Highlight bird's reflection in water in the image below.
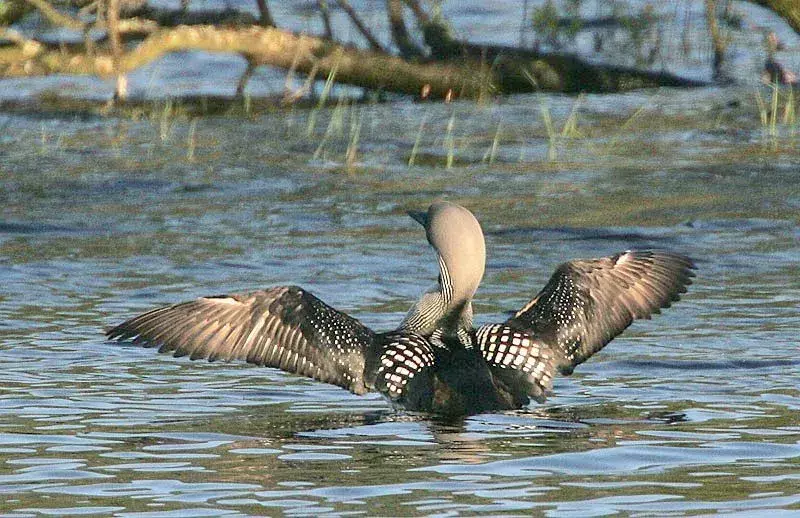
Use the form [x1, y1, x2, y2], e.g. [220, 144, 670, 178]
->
[236, 399, 689, 470]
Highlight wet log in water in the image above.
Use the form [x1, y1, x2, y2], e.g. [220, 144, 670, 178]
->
[0, 25, 491, 98]
[0, 23, 704, 100]
[6, 0, 799, 100]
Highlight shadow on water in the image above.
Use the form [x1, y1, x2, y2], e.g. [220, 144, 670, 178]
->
[488, 226, 683, 246]
[609, 358, 800, 371]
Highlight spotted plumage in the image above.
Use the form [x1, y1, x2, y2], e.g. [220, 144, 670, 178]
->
[107, 202, 695, 415]
[366, 333, 435, 398]
[507, 250, 695, 375]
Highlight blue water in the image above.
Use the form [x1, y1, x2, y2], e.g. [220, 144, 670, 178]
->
[1, 0, 799, 514]
[1, 90, 799, 515]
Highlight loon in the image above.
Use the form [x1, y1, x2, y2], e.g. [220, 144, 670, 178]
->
[107, 201, 695, 415]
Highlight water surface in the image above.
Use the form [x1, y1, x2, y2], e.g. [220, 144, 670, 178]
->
[1, 2, 799, 513]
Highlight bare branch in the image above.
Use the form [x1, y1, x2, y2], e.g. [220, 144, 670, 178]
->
[401, 0, 429, 24]
[254, 0, 275, 27]
[386, 0, 423, 58]
[401, 0, 460, 57]
[747, 0, 800, 35]
[0, 25, 483, 98]
[236, 60, 256, 96]
[0, 27, 45, 57]
[23, 0, 86, 29]
[106, 0, 127, 99]
[317, 0, 333, 39]
[333, 0, 387, 53]
[704, 0, 726, 79]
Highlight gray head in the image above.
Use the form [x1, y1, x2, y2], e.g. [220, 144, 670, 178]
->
[409, 201, 486, 305]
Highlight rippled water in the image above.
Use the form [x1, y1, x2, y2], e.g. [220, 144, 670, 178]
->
[2, 0, 800, 504]
[1, 87, 798, 516]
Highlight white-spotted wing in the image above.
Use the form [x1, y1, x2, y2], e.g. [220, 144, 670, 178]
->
[475, 323, 556, 402]
[365, 333, 436, 401]
[106, 286, 376, 394]
[507, 250, 695, 374]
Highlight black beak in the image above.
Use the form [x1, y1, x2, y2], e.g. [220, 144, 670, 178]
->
[407, 210, 428, 227]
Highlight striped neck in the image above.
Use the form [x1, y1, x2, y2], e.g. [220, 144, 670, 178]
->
[438, 254, 454, 303]
[398, 254, 474, 339]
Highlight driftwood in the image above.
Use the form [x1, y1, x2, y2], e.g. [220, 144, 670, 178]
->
[1, 0, 797, 101]
[0, 25, 490, 98]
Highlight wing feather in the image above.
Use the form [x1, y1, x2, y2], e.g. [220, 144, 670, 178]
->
[475, 324, 556, 403]
[107, 286, 376, 394]
[507, 250, 695, 374]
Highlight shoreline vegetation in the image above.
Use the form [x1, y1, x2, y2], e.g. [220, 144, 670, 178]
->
[0, 0, 797, 110]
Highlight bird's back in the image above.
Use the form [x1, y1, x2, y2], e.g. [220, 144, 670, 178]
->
[365, 332, 524, 415]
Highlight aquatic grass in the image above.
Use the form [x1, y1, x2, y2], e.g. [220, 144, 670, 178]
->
[186, 118, 197, 161]
[306, 57, 340, 136]
[39, 122, 47, 154]
[540, 99, 556, 161]
[408, 114, 427, 167]
[243, 91, 252, 115]
[345, 105, 363, 171]
[475, 49, 496, 107]
[330, 95, 347, 138]
[605, 102, 647, 150]
[786, 86, 797, 140]
[55, 132, 64, 155]
[754, 83, 798, 151]
[444, 110, 456, 169]
[482, 122, 502, 164]
[561, 96, 582, 138]
[782, 86, 795, 125]
[159, 99, 174, 142]
[537, 94, 584, 162]
[312, 100, 342, 162]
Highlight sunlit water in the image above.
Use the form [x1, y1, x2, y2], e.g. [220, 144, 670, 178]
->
[1, 1, 800, 514]
[1, 85, 798, 516]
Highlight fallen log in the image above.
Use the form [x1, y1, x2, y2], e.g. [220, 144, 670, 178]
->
[0, 25, 489, 98]
[1, 23, 709, 100]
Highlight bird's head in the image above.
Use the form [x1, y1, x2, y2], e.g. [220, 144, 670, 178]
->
[409, 201, 486, 305]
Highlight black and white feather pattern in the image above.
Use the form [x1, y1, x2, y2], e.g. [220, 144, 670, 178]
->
[106, 286, 376, 394]
[366, 333, 435, 399]
[507, 250, 695, 374]
[476, 323, 556, 402]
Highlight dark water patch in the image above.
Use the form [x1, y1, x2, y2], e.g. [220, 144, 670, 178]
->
[0, 222, 83, 235]
[683, 218, 797, 232]
[487, 225, 684, 246]
[606, 358, 800, 372]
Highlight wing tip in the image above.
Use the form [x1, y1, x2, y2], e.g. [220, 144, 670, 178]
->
[105, 323, 134, 342]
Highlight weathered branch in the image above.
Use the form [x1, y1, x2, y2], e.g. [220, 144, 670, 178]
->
[333, 0, 387, 53]
[402, 0, 462, 58]
[403, 0, 705, 92]
[0, 27, 44, 58]
[123, 5, 258, 27]
[106, 0, 126, 99]
[1, 0, 34, 25]
[317, 0, 333, 39]
[386, 0, 423, 58]
[705, 0, 726, 80]
[0, 25, 484, 98]
[117, 17, 158, 36]
[3, 0, 711, 100]
[254, 0, 274, 27]
[24, 0, 85, 29]
[236, 60, 256, 95]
